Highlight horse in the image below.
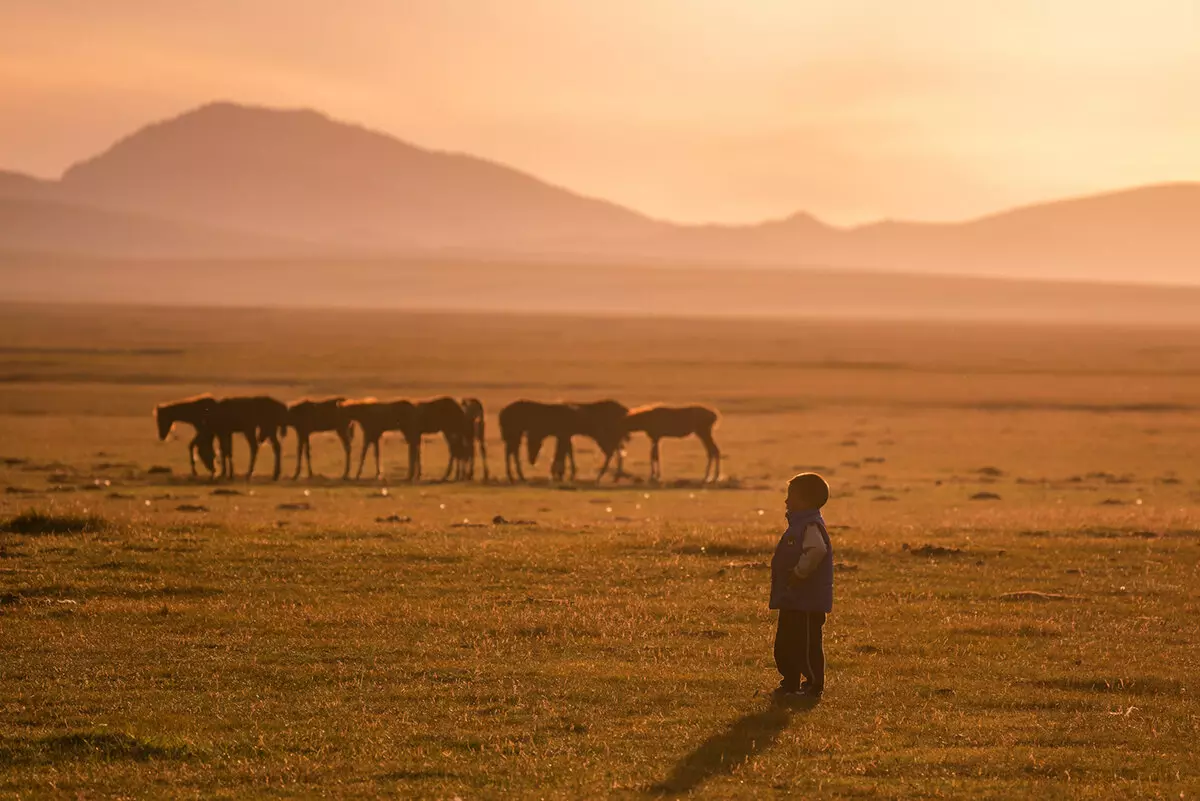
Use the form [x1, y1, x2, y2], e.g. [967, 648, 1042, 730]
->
[460, 397, 489, 481]
[210, 396, 289, 481]
[153, 394, 219, 477]
[567, 399, 630, 482]
[286, 398, 353, 480]
[533, 400, 631, 483]
[411, 396, 474, 482]
[499, 399, 577, 483]
[623, 404, 721, 483]
[339, 398, 417, 481]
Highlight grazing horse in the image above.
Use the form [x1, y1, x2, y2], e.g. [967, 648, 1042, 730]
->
[153, 394, 219, 477]
[568, 399, 630, 482]
[460, 397, 489, 481]
[286, 398, 353, 480]
[340, 398, 417, 480]
[533, 400, 631, 483]
[623, 404, 721, 483]
[210, 396, 289, 481]
[499, 400, 576, 483]
[411, 396, 474, 482]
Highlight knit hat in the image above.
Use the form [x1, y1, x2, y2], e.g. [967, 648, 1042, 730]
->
[787, 472, 829, 510]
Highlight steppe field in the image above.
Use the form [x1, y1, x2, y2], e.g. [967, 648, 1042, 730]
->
[1, 302, 1198, 799]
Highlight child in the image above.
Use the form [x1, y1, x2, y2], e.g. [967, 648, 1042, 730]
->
[770, 472, 833, 699]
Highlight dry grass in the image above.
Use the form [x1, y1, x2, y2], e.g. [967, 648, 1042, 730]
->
[1, 304, 1198, 798]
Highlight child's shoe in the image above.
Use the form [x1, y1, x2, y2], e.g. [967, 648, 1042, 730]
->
[771, 681, 802, 700]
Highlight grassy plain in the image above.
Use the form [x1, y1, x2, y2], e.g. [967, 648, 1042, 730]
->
[1, 303, 1199, 798]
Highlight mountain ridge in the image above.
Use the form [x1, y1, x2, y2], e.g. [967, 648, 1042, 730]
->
[1, 101, 1197, 283]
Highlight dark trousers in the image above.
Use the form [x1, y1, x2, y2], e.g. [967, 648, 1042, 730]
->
[774, 610, 826, 692]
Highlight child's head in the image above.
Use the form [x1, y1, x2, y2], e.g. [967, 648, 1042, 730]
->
[786, 472, 829, 511]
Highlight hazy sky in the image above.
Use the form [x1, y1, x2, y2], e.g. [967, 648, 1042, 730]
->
[2, 1, 1198, 224]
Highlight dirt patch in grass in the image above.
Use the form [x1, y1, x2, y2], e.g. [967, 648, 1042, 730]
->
[0, 731, 192, 765]
[904, 544, 965, 558]
[1026, 676, 1185, 696]
[999, 590, 1081, 602]
[2, 510, 109, 535]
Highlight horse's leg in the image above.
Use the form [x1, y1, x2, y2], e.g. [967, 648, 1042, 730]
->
[218, 433, 231, 480]
[339, 429, 352, 480]
[373, 438, 383, 480]
[596, 447, 614, 484]
[407, 438, 420, 483]
[613, 440, 627, 482]
[478, 424, 490, 482]
[698, 430, 720, 483]
[555, 441, 567, 481]
[244, 431, 258, 481]
[650, 437, 662, 482]
[292, 432, 305, 480]
[441, 432, 455, 482]
[304, 437, 314, 479]
[355, 433, 370, 480]
[269, 432, 282, 481]
[187, 434, 199, 477]
[567, 440, 577, 482]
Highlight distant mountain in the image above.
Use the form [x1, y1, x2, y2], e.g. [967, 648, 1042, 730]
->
[0, 170, 59, 201]
[0, 101, 1197, 283]
[841, 184, 1200, 283]
[57, 102, 666, 252]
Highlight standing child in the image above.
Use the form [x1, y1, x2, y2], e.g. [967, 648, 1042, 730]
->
[770, 472, 833, 699]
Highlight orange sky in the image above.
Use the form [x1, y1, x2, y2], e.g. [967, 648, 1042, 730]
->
[2, 1, 1198, 224]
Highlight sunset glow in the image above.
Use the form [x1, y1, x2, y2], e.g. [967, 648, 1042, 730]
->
[2, 0, 1199, 224]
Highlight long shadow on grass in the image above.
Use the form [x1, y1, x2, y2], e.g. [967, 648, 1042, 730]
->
[650, 699, 813, 795]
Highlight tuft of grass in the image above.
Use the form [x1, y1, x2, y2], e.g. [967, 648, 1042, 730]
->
[2, 509, 109, 535]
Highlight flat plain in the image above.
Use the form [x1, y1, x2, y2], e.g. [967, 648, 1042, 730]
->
[1, 303, 1198, 799]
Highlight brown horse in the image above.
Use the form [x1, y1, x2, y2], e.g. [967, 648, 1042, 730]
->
[153, 394, 219, 477]
[411, 396, 474, 482]
[460, 397, 489, 481]
[499, 400, 576, 483]
[286, 398, 353, 480]
[534, 400, 630, 483]
[623, 405, 721, 483]
[210, 396, 289, 481]
[569, 399, 630, 482]
[340, 398, 417, 481]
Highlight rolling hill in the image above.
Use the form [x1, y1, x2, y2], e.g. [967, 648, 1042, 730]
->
[0, 102, 1197, 284]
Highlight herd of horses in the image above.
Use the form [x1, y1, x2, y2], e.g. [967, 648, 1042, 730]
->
[153, 395, 722, 484]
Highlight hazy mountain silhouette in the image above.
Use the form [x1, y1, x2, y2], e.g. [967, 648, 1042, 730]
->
[1, 102, 1197, 283]
[58, 102, 666, 252]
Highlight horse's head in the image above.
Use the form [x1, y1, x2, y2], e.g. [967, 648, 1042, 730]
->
[154, 406, 174, 440]
[527, 431, 547, 464]
[196, 433, 217, 474]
